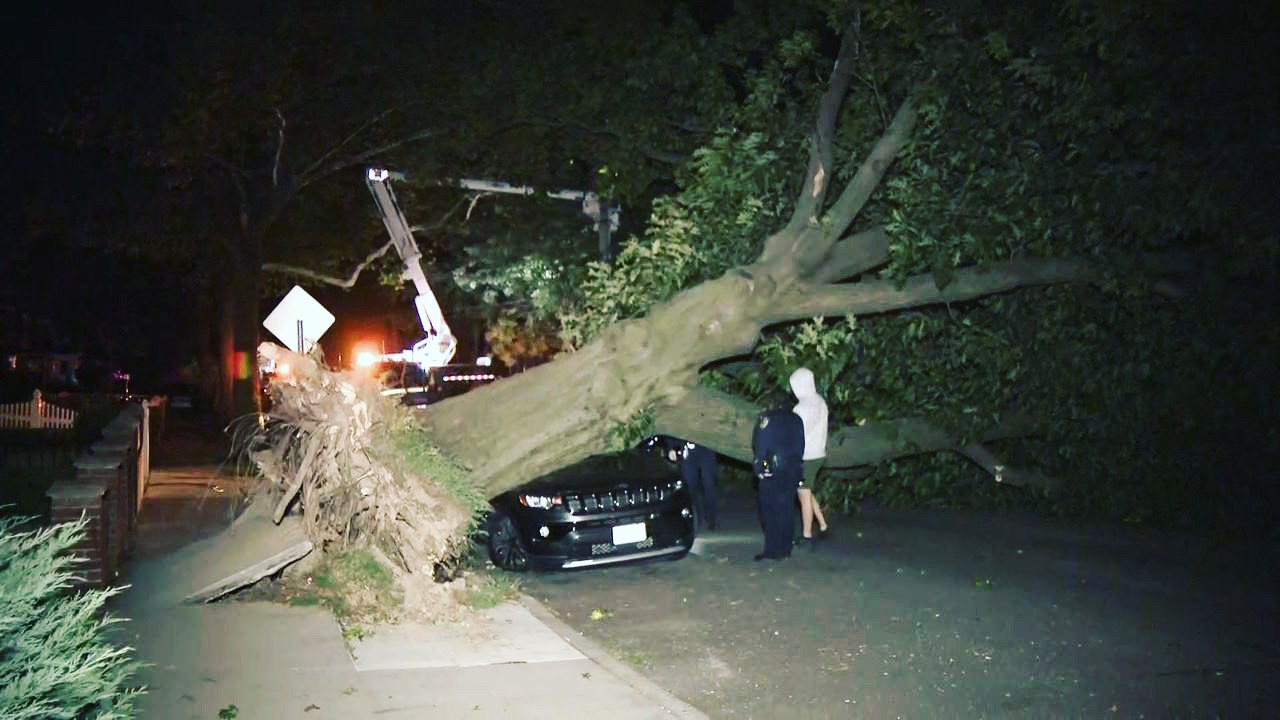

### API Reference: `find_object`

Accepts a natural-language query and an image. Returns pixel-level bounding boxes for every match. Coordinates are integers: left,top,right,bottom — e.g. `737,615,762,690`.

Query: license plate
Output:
612,522,647,545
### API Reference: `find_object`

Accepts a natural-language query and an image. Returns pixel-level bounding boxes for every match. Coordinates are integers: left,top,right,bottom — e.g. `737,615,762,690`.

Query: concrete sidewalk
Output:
115,412,706,719
115,589,703,719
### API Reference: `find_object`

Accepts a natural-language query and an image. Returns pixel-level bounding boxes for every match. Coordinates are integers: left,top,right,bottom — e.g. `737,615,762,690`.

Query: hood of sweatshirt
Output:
789,367,818,400
788,367,827,460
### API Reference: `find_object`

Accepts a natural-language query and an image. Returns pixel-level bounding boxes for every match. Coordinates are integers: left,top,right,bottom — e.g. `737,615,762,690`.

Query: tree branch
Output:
765,256,1095,323
499,118,688,165
204,152,252,235
204,152,248,194
297,127,441,191
263,240,395,289
814,96,916,252
826,413,1035,469
956,443,1060,493
653,386,760,463
653,385,1038,469
666,117,709,134
812,226,892,284
261,194,476,288
761,27,858,265
272,108,286,188
297,108,397,183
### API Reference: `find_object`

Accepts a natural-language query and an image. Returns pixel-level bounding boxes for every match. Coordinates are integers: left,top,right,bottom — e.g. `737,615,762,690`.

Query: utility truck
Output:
362,167,619,372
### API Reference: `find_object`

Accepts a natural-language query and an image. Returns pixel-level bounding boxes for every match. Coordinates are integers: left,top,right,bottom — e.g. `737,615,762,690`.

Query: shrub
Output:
0,515,143,719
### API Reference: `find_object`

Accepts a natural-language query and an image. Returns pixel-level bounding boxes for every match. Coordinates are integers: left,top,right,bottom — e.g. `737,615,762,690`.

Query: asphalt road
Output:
523,486,1280,719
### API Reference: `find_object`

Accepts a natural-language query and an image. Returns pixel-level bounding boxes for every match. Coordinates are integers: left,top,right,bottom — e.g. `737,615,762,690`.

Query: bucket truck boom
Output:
362,167,621,371
366,167,457,369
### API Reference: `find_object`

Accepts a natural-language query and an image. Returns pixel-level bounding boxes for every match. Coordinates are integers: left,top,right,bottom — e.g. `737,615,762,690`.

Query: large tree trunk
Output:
209,261,264,423
417,270,762,496
194,286,218,414
230,263,262,419
214,276,237,423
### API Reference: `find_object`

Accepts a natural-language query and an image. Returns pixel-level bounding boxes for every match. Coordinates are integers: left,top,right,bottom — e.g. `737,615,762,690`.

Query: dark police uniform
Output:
752,409,805,560
680,442,718,531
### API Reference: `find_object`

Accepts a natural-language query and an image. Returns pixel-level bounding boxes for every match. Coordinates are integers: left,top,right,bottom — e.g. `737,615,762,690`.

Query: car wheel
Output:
487,512,530,572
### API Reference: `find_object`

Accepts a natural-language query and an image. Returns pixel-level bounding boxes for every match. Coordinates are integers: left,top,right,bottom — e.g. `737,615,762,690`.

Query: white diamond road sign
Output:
262,285,334,354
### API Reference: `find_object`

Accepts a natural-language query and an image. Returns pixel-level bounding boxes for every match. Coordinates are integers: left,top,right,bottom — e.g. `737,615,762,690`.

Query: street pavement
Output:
114,411,706,720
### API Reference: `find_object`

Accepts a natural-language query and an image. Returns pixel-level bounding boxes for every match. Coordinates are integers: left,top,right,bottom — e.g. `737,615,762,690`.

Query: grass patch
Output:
385,429,490,526
280,549,401,622
342,625,369,642
286,592,319,607
464,568,523,609
264,540,521,620
451,540,523,610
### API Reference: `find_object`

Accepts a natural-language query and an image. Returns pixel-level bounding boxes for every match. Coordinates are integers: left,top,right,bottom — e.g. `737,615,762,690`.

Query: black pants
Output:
757,474,796,557
682,445,717,529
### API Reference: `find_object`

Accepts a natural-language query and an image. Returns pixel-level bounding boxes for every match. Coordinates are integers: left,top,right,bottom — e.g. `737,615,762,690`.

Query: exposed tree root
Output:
249,342,482,622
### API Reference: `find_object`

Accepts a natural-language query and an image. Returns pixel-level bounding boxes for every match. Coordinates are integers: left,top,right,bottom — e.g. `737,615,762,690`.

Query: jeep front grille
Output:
566,482,674,514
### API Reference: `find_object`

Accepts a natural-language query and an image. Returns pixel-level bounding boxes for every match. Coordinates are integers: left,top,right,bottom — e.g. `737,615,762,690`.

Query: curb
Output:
518,594,709,720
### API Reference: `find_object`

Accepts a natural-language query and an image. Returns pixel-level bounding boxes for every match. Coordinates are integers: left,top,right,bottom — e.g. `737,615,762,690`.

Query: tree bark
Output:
417,271,764,496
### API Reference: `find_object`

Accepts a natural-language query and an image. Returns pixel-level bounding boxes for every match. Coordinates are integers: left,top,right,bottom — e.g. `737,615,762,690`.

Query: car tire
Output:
667,536,696,563
487,511,530,572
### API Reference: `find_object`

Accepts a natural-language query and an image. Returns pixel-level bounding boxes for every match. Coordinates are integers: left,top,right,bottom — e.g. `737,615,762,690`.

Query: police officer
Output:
752,406,805,561
679,441,718,532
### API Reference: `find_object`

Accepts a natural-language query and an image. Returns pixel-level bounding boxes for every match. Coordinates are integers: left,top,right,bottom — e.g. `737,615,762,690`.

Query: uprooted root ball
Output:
246,342,489,622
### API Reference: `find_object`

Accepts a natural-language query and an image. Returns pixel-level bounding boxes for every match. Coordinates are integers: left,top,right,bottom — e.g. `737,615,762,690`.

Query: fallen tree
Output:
411,29,1110,497
249,5,1265,613
249,28,1038,613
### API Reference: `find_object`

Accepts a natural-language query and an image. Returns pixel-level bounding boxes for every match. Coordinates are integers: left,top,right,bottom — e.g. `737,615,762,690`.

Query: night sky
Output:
2,2,1277,395
2,5,175,390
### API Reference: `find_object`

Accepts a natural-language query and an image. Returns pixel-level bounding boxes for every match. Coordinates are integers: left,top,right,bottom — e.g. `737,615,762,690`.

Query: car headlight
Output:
672,479,684,490
519,494,563,509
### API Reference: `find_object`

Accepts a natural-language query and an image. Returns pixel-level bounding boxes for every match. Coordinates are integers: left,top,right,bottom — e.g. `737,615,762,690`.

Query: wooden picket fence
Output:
0,390,77,430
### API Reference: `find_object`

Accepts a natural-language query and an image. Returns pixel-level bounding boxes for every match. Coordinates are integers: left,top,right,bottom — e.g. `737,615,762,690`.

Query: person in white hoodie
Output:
789,367,829,548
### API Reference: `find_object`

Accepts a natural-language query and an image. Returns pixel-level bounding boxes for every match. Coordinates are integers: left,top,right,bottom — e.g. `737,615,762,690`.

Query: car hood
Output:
515,450,676,495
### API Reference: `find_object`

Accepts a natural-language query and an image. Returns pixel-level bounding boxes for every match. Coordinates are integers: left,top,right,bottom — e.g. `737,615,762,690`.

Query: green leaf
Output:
932,266,955,291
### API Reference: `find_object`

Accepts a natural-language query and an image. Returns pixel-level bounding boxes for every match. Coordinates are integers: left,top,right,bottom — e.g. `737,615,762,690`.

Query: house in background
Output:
0,305,82,400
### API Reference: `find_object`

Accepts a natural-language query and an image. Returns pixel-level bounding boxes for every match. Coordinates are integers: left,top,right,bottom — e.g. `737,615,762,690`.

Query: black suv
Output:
485,439,696,571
